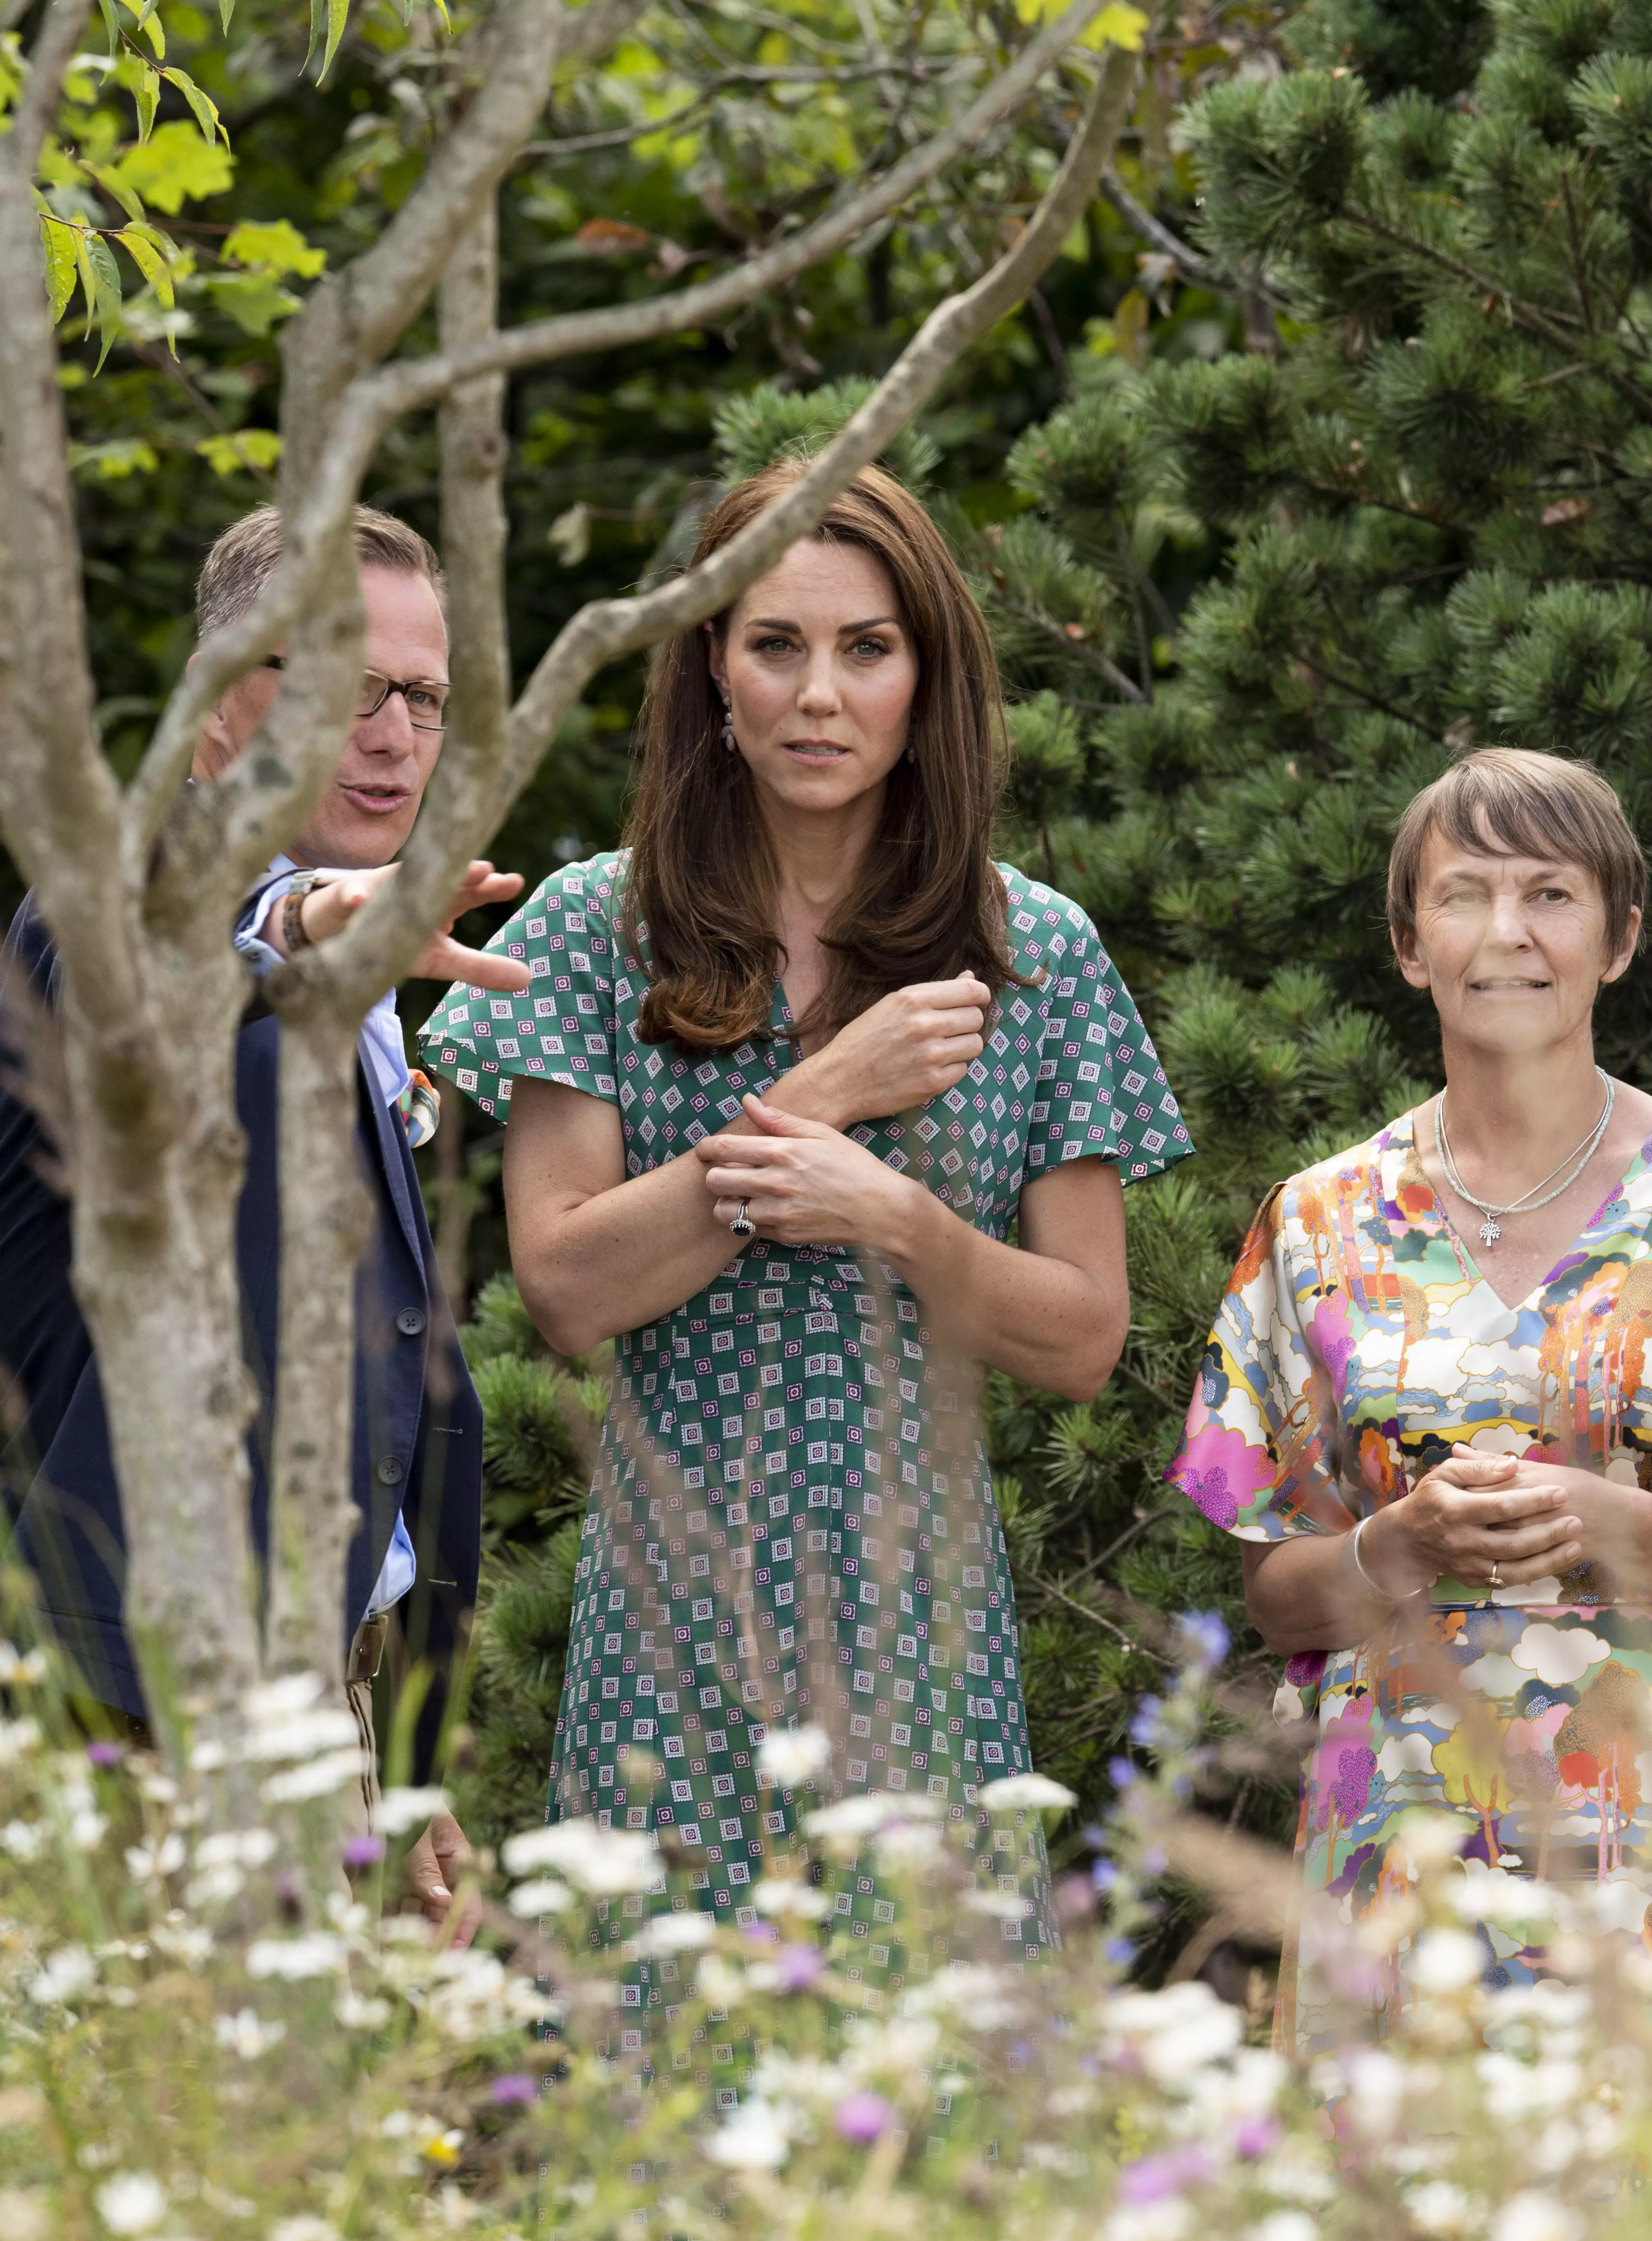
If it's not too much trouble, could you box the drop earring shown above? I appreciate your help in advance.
[720,695,736,753]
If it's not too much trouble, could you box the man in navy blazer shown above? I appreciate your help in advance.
[0,503,528,1928]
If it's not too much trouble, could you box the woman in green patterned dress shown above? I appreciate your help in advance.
[421,464,1190,1993]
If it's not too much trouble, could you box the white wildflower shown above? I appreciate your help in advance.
[189,1739,228,1773]
[1476,2053,1583,2122]
[1100,1981,1243,2085]
[633,1910,715,1956]
[904,1962,1024,2031]
[1,1820,42,1860]
[270,2219,341,2241]
[214,2006,287,2058]
[974,1771,1076,1812]
[0,2189,49,2241]
[874,1820,944,1869]
[500,1821,655,1894]
[753,1877,833,1921]
[334,1990,392,2030]
[963,1888,1032,1920]
[28,1944,96,2006]
[194,1828,277,1871]
[1407,1929,1484,1993]
[185,1864,246,1910]
[1101,2204,1188,2241]
[0,1716,41,1762]
[696,1953,745,2007]
[124,1834,187,1883]
[261,1747,371,1804]
[756,1724,833,1787]
[803,1792,941,1841]
[150,1918,214,1967]
[137,1773,178,1804]
[376,1785,450,1835]
[1255,2145,1337,2204]
[246,1933,347,1981]
[1491,2195,1584,2241]
[1448,1863,1560,1935]
[241,1671,358,1764]
[507,1879,573,1917]
[1247,2218,1318,2241]
[93,2173,168,2235]
[703,2100,792,2171]
[69,1807,108,1852]
[0,1643,48,1684]
[1405,2182,1486,2236]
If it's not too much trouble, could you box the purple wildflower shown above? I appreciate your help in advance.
[1128,1696,1165,1748]
[85,1741,123,1769]
[1234,2114,1279,2159]
[834,2091,892,2145]
[1119,2145,1214,2204]
[1107,1757,1136,1791]
[774,1943,825,1992]
[490,2074,538,2105]
[342,1833,386,1868]
[1176,1611,1230,1670]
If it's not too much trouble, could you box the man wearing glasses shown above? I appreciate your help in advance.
[3,505,527,1938]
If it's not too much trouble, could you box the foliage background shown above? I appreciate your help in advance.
[36,0,1652,1985]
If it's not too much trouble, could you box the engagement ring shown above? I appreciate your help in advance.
[729,1200,754,1239]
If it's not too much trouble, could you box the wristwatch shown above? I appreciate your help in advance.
[282,866,321,954]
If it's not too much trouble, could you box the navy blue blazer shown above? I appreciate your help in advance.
[0,895,482,1770]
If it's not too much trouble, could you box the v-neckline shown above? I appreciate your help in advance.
[1393,1109,1652,1314]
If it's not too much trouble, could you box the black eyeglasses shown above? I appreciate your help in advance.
[263,657,449,732]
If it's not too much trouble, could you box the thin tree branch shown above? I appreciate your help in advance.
[13,0,92,169]
[125,0,1116,877]
[307,31,1146,1016]
[521,55,952,157]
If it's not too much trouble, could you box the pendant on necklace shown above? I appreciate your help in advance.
[1479,1216,1502,1246]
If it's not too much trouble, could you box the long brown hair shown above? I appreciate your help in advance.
[622,461,1018,1050]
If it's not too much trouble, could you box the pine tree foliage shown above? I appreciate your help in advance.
[458,3,1652,1873]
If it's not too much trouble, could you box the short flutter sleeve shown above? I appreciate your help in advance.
[418,850,627,1120]
[1005,875,1193,1185]
[1165,1180,1351,1544]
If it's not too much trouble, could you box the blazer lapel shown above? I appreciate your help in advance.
[360,1056,425,1273]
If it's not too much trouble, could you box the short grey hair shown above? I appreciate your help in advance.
[195,502,446,639]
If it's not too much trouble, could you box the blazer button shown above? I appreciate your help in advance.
[396,1307,428,1337]
[376,1456,405,1487]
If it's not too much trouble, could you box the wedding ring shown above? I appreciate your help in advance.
[729,1200,755,1239]
[1488,1560,1502,1591]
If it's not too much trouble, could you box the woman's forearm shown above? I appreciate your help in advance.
[1242,1522,1407,1656]
[875,1182,1126,1401]
[507,1061,853,1356]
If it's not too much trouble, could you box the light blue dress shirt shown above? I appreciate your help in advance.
[237,857,418,1622]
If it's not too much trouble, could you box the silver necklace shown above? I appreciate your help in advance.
[1434,1068,1614,1247]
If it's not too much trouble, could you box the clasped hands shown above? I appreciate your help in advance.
[694,972,990,1251]
[1358,1444,1652,1601]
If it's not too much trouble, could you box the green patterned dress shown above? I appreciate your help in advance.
[420,850,1190,1995]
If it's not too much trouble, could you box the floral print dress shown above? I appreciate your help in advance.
[421,850,1190,2007]
[1169,1112,1652,2051]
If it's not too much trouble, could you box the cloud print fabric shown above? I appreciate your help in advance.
[1169,1114,1652,2051]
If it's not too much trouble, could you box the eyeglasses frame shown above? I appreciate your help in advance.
[261,655,450,732]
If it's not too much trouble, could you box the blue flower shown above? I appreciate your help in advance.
[1175,1611,1230,1670]
[1128,1695,1164,1748]
[1107,1756,1136,1791]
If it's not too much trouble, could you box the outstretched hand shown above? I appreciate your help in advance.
[272,860,532,994]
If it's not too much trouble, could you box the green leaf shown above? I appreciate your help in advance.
[222,217,326,278]
[96,0,119,54]
[219,0,235,27]
[38,217,77,323]
[86,161,144,224]
[75,228,123,370]
[68,437,158,479]
[305,0,324,70]
[135,61,159,143]
[160,66,227,147]
[206,270,301,336]
[108,120,233,214]
[319,0,348,80]
[116,224,173,308]
[196,429,283,477]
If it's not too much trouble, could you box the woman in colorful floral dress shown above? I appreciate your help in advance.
[422,464,1189,1999]
[1169,747,1652,2051]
